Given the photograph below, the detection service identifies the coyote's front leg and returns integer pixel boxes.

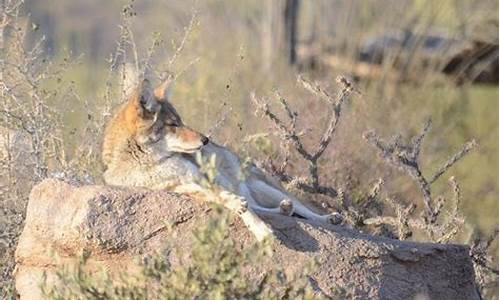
[173,183,273,242]
[218,191,274,242]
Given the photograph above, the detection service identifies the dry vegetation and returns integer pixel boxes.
[41,207,324,300]
[0,0,498,298]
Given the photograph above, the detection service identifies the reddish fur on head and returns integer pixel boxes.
[102,77,209,168]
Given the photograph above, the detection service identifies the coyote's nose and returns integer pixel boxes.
[201,136,209,145]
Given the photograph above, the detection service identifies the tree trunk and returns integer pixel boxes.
[283,0,300,65]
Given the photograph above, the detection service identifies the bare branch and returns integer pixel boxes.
[297,75,334,103]
[250,92,311,161]
[363,127,434,221]
[312,76,353,160]
[411,118,431,159]
[364,119,476,224]
[429,140,477,184]
[276,92,297,132]
[168,9,198,68]
[250,75,355,199]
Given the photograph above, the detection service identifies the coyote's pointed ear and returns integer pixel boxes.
[154,74,174,102]
[135,79,159,116]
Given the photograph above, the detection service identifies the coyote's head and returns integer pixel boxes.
[132,78,208,153]
[104,77,208,167]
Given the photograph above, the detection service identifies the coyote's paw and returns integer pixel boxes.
[279,199,294,216]
[325,212,343,225]
[237,199,248,214]
[219,191,248,214]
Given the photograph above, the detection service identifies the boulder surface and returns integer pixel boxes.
[15,179,479,299]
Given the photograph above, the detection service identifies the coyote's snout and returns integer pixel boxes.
[102,75,341,241]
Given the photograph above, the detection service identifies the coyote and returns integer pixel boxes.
[102,76,341,241]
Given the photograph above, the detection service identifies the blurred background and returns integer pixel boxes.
[1,0,498,297]
[22,0,498,235]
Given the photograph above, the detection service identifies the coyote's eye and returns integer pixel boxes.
[166,121,179,127]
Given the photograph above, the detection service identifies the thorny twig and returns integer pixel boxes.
[429,140,476,184]
[106,1,138,104]
[469,228,499,297]
[470,229,499,275]
[159,7,200,82]
[358,116,496,295]
[109,2,198,106]
[363,176,465,242]
[250,75,355,198]
[433,177,465,243]
[363,119,476,223]
[364,198,416,240]
[167,9,198,68]
[207,102,233,138]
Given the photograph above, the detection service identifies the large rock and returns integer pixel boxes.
[15,179,479,299]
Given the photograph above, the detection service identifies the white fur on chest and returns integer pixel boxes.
[104,155,201,189]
